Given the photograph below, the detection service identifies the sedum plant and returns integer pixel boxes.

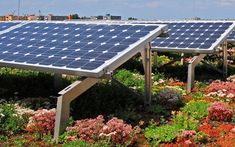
[66,115,136,145]
[26,108,56,139]
[182,100,209,120]
[154,88,183,109]
[0,103,30,135]
[208,102,233,121]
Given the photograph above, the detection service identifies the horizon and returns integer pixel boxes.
[0,0,235,20]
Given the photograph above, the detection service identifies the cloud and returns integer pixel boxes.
[216,0,235,6]
[146,1,160,8]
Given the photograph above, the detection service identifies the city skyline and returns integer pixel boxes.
[0,0,235,20]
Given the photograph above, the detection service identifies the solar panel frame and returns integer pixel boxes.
[133,20,235,54]
[0,21,167,77]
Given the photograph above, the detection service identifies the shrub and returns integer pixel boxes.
[66,115,105,143]
[144,121,182,145]
[208,102,233,121]
[99,117,134,145]
[114,69,144,93]
[26,108,56,137]
[153,55,170,67]
[206,80,235,100]
[199,122,234,139]
[66,115,136,145]
[173,112,199,131]
[0,103,30,135]
[154,88,183,109]
[182,101,209,120]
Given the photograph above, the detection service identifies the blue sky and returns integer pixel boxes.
[0,0,235,20]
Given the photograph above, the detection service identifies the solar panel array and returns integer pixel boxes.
[0,22,20,31]
[227,30,235,42]
[150,21,235,53]
[0,22,164,76]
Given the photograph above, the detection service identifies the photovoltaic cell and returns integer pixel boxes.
[150,21,235,53]
[227,30,235,42]
[0,21,165,77]
[0,22,20,31]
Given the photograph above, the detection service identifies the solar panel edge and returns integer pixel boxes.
[0,22,26,36]
[210,21,235,50]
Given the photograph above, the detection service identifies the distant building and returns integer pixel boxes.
[27,15,37,21]
[91,14,121,20]
[5,15,28,21]
[46,14,68,21]
[0,16,6,21]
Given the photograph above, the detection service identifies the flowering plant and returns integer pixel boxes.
[66,115,136,145]
[66,115,105,143]
[99,117,134,144]
[26,108,56,137]
[206,80,235,100]
[154,88,183,109]
[208,102,233,121]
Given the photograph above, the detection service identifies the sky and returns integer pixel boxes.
[0,0,235,20]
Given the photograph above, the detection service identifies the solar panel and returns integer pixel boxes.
[227,30,235,42]
[0,22,20,32]
[0,21,166,77]
[148,21,235,53]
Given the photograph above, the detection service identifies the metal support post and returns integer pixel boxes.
[180,53,184,65]
[141,43,152,106]
[187,54,206,93]
[222,40,228,79]
[53,78,99,142]
[54,73,63,91]
[153,52,158,66]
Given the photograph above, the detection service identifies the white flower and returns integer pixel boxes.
[158,79,165,84]
[227,93,234,98]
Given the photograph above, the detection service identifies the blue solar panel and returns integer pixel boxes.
[0,22,20,31]
[0,22,165,76]
[150,21,235,53]
[227,30,235,42]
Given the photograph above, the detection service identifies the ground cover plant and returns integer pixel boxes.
[0,52,235,146]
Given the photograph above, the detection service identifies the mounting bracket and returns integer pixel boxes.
[187,54,206,93]
[141,43,152,106]
[53,78,99,142]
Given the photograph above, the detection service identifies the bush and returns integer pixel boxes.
[66,115,105,143]
[173,112,199,131]
[154,88,183,109]
[26,108,56,138]
[99,117,134,145]
[208,102,233,121]
[0,103,30,135]
[114,69,144,93]
[206,80,235,100]
[66,115,136,145]
[182,101,209,120]
[144,121,182,144]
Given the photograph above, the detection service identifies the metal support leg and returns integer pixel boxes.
[187,54,206,93]
[53,78,99,142]
[141,43,152,106]
[54,73,63,91]
[153,52,158,66]
[222,40,228,79]
[180,53,184,65]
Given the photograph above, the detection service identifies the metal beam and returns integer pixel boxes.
[53,78,99,142]
[141,43,152,106]
[187,54,206,93]
[222,40,228,79]
[54,73,63,92]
